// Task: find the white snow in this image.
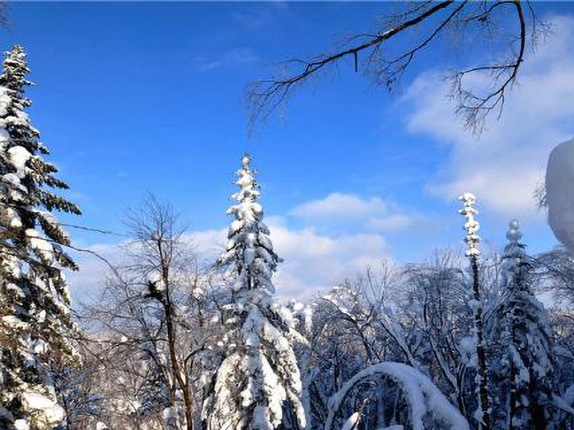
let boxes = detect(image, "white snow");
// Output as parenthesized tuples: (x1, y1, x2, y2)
(20, 391, 65, 429)
(25, 228, 54, 262)
(13, 420, 30, 430)
(325, 362, 469, 430)
(1, 206, 22, 228)
(546, 138, 574, 252)
(341, 412, 360, 430)
(0, 85, 11, 118)
(458, 193, 481, 258)
(2, 315, 29, 330)
(0, 128, 9, 143)
(8, 145, 32, 178)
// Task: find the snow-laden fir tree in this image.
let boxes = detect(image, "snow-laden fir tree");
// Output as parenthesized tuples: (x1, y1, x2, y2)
(202, 153, 306, 430)
(499, 220, 555, 430)
(0, 45, 81, 430)
(459, 193, 491, 430)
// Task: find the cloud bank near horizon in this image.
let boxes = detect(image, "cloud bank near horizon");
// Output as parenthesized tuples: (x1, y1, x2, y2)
(67, 192, 425, 302)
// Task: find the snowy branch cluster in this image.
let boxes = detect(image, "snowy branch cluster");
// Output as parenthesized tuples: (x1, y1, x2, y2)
(1, 45, 574, 430)
(459, 193, 481, 258)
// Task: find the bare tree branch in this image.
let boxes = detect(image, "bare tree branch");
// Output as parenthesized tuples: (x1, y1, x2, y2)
(247, 1, 541, 134)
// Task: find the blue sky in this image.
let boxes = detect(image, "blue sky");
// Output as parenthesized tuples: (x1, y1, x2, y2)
(3, 2, 574, 300)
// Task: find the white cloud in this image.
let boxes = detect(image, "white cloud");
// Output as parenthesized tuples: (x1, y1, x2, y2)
(66, 230, 228, 306)
(194, 47, 259, 71)
(290, 192, 426, 233)
(291, 192, 388, 220)
(403, 15, 574, 219)
(368, 214, 415, 231)
(269, 223, 390, 299)
(67, 189, 439, 303)
(187, 228, 226, 258)
(231, 2, 289, 29)
(67, 215, 391, 303)
(66, 243, 123, 305)
(181, 221, 390, 301)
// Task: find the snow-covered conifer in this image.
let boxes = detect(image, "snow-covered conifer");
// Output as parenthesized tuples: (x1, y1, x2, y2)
(459, 193, 491, 430)
(499, 220, 556, 429)
(459, 193, 481, 258)
(203, 153, 306, 430)
(0, 45, 81, 430)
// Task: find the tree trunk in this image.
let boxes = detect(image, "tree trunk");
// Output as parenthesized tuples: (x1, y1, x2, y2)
(162, 264, 194, 430)
(472, 257, 491, 430)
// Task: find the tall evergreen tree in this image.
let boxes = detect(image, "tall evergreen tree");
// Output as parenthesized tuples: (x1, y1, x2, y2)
(499, 220, 556, 430)
(203, 154, 306, 430)
(0, 45, 81, 430)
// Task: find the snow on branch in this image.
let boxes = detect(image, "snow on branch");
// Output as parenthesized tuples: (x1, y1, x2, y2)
(458, 193, 480, 258)
(324, 362, 470, 430)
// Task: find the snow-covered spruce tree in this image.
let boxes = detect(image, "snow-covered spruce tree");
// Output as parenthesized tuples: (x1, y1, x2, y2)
(498, 220, 556, 429)
(459, 193, 491, 430)
(202, 153, 306, 430)
(0, 45, 81, 430)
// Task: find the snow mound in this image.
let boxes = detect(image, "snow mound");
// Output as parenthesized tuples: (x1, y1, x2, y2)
(20, 391, 65, 429)
(546, 138, 574, 252)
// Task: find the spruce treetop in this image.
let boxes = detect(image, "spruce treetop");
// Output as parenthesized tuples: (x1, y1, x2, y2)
(459, 193, 481, 258)
(0, 45, 80, 258)
(502, 219, 529, 288)
(219, 152, 279, 296)
(0, 45, 32, 96)
(504, 219, 526, 259)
